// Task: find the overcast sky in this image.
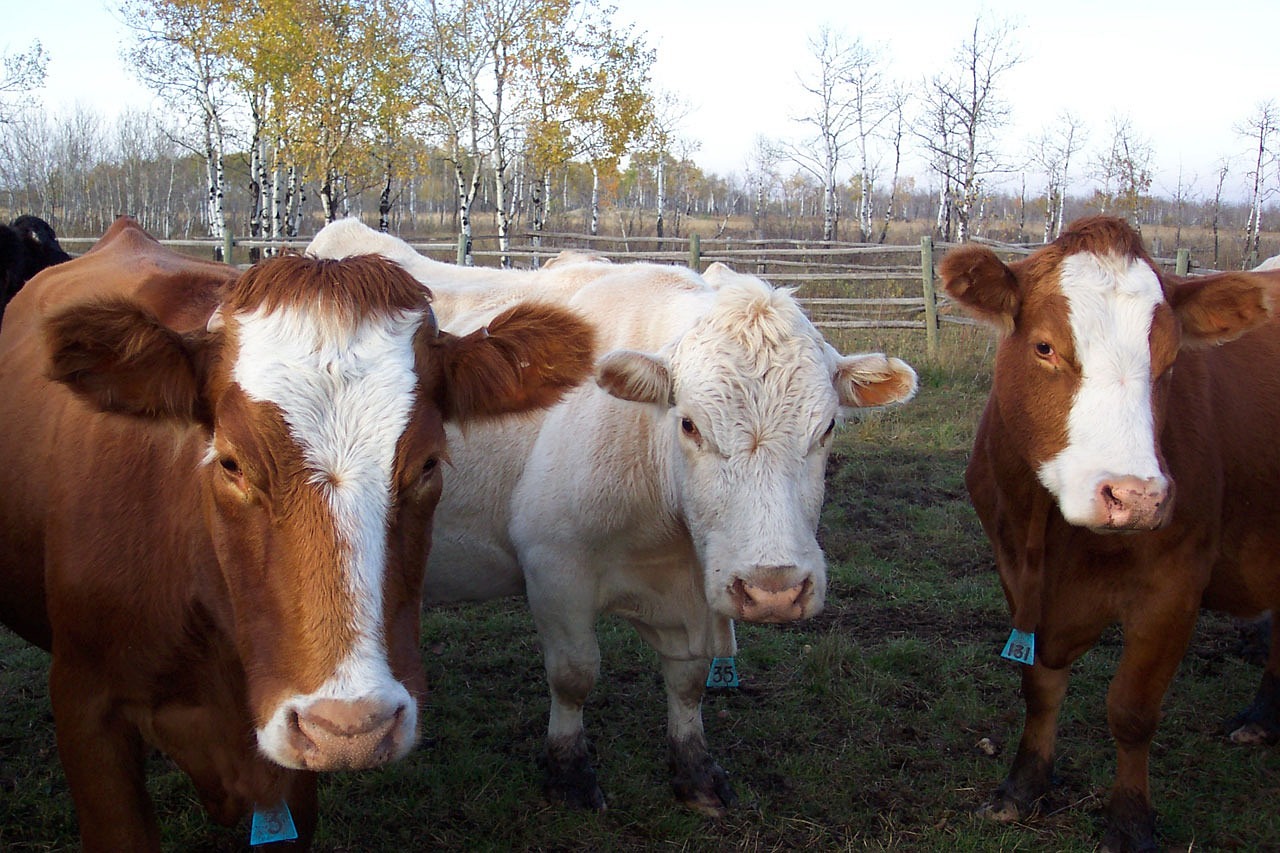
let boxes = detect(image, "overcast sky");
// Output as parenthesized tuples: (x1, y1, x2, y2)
(8, 0, 1279, 200)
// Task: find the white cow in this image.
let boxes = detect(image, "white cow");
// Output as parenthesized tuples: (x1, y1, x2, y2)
(307, 219, 918, 812)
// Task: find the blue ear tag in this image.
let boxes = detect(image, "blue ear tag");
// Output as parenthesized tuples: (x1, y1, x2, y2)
(706, 656, 739, 688)
(251, 801, 299, 846)
(1000, 628, 1035, 666)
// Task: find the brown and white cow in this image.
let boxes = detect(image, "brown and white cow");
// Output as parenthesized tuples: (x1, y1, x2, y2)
(0, 218, 595, 851)
(941, 215, 1280, 852)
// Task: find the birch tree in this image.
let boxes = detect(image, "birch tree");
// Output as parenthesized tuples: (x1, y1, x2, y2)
(123, 0, 240, 255)
(1029, 111, 1086, 241)
(1238, 100, 1278, 268)
(785, 25, 864, 242)
(914, 14, 1021, 242)
(1092, 115, 1153, 231)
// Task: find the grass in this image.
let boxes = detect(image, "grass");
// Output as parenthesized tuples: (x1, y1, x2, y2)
(3, 323, 1279, 850)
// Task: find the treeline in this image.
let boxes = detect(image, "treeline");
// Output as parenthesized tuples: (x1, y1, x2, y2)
(1, 4, 1277, 268)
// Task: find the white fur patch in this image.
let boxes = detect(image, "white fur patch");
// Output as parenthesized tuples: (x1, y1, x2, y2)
(1038, 252, 1167, 523)
(232, 302, 423, 756)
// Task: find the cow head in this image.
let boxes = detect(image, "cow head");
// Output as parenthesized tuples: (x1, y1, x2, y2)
(596, 264, 917, 622)
(941, 215, 1273, 532)
(45, 253, 595, 771)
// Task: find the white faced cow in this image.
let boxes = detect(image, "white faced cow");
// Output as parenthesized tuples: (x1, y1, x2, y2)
(0, 218, 596, 851)
(307, 218, 918, 813)
(942, 215, 1280, 852)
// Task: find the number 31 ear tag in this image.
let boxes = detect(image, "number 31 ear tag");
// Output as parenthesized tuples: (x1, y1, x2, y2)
(251, 801, 298, 846)
(706, 656, 739, 688)
(1000, 628, 1035, 666)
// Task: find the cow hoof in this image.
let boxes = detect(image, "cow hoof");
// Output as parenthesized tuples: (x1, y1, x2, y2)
(977, 796, 1025, 823)
(1102, 789, 1159, 853)
(673, 767, 737, 818)
(669, 738, 737, 816)
(542, 736, 607, 811)
(1229, 721, 1278, 745)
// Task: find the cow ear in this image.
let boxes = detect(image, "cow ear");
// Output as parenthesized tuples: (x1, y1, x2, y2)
(832, 351, 918, 409)
(45, 298, 211, 422)
(596, 349, 672, 406)
(939, 244, 1021, 333)
(1170, 271, 1274, 347)
(435, 301, 596, 422)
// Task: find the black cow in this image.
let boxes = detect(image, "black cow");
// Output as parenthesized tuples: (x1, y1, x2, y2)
(1, 215, 73, 324)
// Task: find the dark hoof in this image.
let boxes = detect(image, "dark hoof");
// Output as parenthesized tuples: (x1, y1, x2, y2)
(669, 737, 737, 817)
(1224, 671, 1280, 744)
(1101, 788, 1159, 853)
(542, 735, 606, 811)
(977, 792, 1030, 823)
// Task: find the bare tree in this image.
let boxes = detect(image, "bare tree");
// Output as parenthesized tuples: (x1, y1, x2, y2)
(1210, 157, 1231, 268)
(123, 0, 241, 255)
(914, 14, 1021, 242)
(0, 41, 48, 125)
(876, 86, 909, 244)
(784, 25, 866, 242)
(1238, 100, 1278, 268)
(1091, 115, 1153, 231)
(1029, 111, 1086, 241)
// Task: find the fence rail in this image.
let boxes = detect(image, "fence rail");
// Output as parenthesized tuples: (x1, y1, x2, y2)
(58, 230, 1209, 359)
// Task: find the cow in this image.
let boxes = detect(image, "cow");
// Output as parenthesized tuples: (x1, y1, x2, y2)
(0, 214, 73, 324)
(940, 215, 1280, 852)
(306, 218, 919, 814)
(0, 217, 596, 851)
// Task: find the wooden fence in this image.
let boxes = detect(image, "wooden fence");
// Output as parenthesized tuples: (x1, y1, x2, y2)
(57, 230, 1207, 360)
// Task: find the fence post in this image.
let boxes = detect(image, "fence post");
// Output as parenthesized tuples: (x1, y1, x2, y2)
(223, 230, 234, 266)
(921, 236, 939, 360)
(456, 233, 467, 266)
(688, 233, 701, 271)
(1176, 248, 1190, 275)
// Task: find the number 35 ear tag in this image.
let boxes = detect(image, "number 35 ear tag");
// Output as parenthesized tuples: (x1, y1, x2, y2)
(251, 801, 298, 846)
(1000, 628, 1035, 666)
(706, 656, 740, 688)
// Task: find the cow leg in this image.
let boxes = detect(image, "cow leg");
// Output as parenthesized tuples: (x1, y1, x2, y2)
(1227, 615, 1280, 745)
(529, 578, 609, 809)
(1099, 609, 1198, 853)
(983, 661, 1068, 822)
(660, 655, 736, 815)
(50, 656, 161, 853)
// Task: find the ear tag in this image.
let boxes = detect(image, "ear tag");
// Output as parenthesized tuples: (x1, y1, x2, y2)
(1000, 628, 1035, 666)
(251, 801, 299, 846)
(706, 656, 739, 689)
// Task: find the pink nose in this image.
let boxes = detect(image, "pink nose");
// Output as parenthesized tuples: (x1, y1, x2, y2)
(288, 698, 407, 770)
(1097, 475, 1169, 530)
(730, 571, 814, 622)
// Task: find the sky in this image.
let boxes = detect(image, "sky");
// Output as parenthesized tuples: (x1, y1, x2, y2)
(6, 0, 1280, 200)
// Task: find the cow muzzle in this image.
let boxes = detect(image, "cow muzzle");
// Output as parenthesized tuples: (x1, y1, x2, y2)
(279, 696, 413, 771)
(1092, 474, 1170, 532)
(729, 569, 817, 623)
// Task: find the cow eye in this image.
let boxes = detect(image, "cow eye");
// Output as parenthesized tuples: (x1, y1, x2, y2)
(822, 418, 836, 442)
(421, 457, 439, 478)
(680, 417, 700, 440)
(219, 456, 241, 476)
(1034, 341, 1054, 359)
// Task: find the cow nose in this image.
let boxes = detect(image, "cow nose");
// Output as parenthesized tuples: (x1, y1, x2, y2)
(290, 697, 407, 770)
(1097, 475, 1169, 531)
(730, 570, 814, 623)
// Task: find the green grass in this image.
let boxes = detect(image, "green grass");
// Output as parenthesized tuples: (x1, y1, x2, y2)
(2, 323, 1279, 850)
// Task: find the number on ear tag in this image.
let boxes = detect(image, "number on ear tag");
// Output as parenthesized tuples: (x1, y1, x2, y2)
(706, 656, 739, 689)
(251, 801, 299, 846)
(1000, 628, 1035, 666)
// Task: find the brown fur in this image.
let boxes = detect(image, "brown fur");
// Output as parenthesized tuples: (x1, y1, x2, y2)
(0, 218, 597, 851)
